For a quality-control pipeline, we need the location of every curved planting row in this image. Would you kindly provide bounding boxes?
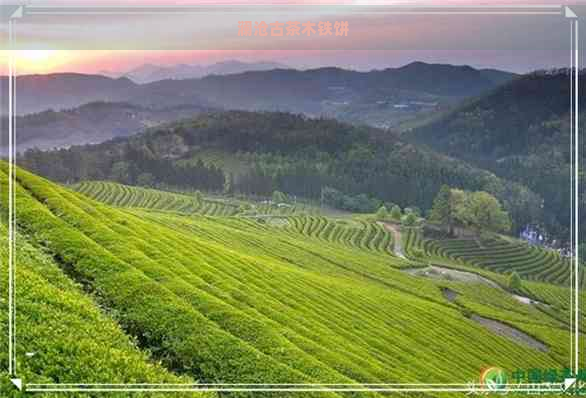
[435,237,579,287]
[403,228,447,259]
[256,203,298,215]
[0,222,199,394]
[288,216,394,255]
[74,181,238,216]
[403,228,421,257]
[400,228,582,288]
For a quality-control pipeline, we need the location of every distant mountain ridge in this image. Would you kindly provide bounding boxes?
[0,73,137,116]
[102,60,289,84]
[1,62,516,122]
[119,61,517,128]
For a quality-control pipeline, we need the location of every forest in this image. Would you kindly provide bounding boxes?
[410,70,585,241]
[19,110,543,236]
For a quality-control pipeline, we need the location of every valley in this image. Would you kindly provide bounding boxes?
[0,61,581,396]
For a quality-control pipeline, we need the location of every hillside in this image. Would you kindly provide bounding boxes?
[19,110,543,235]
[0,214,206,396]
[0,102,209,153]
[0,73,138,116]
[1,163,581,393]
[403,228,578,288]
[410,70,586,240]
[73,180,580,290]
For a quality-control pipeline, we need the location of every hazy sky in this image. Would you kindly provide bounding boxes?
[1,1,583,75]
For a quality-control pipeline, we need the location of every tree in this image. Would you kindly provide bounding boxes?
[404,207,421,217]
[272,190,287,204]
[429,185,455,234]
[403,212,417,226]
[375,205,388,220]
[390,205,402,221]
[110,161,130,183]
[508,271,522,291]
[194,190,203,203]
[465,191,511,234]
[136,172,155,187]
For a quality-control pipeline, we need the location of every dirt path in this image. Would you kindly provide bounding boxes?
[404,265,549,307]
[406,267,549,352]
[379,222,406,259]
[471,315,548,352]
[404,265,500,289]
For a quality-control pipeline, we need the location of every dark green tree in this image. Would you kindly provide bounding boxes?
[390,205,402,221]
[429,185,454,234]
[403,212,417,226]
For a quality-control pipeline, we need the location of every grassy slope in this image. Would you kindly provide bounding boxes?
[0,164,579,397]
[0,222,210,397]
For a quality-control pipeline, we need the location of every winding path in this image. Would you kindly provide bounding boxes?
[379,222,406,259]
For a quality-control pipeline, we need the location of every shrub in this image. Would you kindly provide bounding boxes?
[403,212,417,226]
[479,231,494,244]
[375,205,389,221]
[508,271,522,291]
[390,205,402,221]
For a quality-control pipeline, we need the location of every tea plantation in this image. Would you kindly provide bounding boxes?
[403,228,581,288]
[0,164,583,396]
[74,181,238,216]
[0,214,210,397]
[287,216,395,256]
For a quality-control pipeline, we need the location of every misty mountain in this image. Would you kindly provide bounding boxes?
[0,73,138,116]
[104,60,289,84]
[2,62,516,128]
[126,62,516,127]
[0,101,209,153]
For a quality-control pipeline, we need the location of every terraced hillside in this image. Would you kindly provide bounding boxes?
[74,181,238,216]
[287,216,395,256]
[1,164,582,394]
[0,222,206,397]
[403,228,581,288]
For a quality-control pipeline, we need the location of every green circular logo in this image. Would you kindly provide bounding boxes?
[481,367,507,391]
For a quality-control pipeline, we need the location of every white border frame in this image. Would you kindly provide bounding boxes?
[4,3,580,394]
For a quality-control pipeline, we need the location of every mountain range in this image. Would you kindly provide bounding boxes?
[12,68,580,244]
[1,62,516,130]
[100,60,289,84]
